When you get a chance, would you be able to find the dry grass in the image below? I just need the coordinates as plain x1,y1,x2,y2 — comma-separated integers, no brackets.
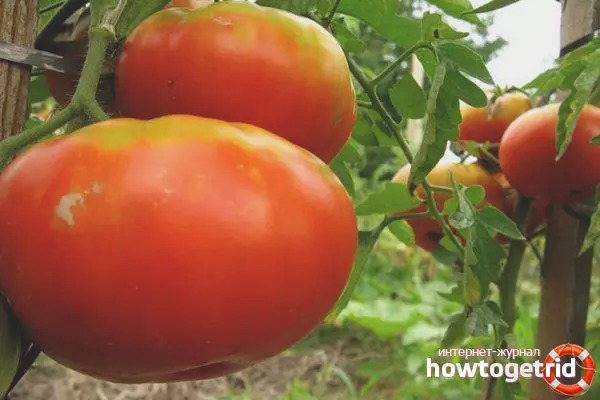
9,329,393,400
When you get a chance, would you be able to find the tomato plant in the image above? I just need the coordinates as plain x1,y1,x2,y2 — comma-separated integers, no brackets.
114,1,357,163
391,162,506,251
0,115,357,383
499,104,600,204
458,91,531,144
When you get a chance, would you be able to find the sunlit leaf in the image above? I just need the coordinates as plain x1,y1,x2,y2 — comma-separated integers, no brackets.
438,42,494,85
390,74,427,119
355,183,419,216
462,0,521,15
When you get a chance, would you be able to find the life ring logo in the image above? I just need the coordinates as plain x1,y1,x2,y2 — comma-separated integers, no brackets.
543,344,596,396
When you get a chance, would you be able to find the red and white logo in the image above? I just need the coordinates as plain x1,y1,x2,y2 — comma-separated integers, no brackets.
543,344,596,396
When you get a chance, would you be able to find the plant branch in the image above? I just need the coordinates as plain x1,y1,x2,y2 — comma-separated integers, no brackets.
322,0,342,28
371,41,431,88
383,211,431,227
346,53,464,254
485,195,532,400
357,100,374,109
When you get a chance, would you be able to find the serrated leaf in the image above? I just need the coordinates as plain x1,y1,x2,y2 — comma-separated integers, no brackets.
409,61,451,186
355,182,419,216
421,12,469,41
424,0,484,26
388,220,415,246
443,68,488,107
580,203,600,254
449,181,477,230
478,205,525,240
352,115,378,146
329,159,355,197
338,0,421,49
462,0,521,15
332,18,367,53
556,53,600,160
431,245,460,265
438,284,464,304
466,302,507,337
336,138,362,164
441,313,467,348
466,220,507,283
325,229,382,321
463,264,481,305
0,298,21,398
523,68,563,96
390,74,427,119
438,42,494,85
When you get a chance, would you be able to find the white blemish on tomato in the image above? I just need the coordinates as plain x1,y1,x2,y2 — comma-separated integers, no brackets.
54,181,104,226
55,193,85,226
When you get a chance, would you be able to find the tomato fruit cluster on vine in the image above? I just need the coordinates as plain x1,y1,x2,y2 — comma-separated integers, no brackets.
394,90,600,253
0,1,358,384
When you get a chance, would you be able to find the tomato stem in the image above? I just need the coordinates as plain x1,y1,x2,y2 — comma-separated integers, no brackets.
370,41,432,88
484,195,532,400
346,51,465,254
322,0,342,28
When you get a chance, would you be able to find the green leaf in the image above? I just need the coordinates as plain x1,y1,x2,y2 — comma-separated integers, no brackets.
431,245,460,265
409,61,453,186
580,203,600,254
390,74,427,119
438,42,495,85
443,68,488,107
465,185,485,206
325,229,384,322
352,114,378,146
556,52,600,160
0,298,21,398
449,181,477,231
467,220,507,283
421,12,469,41
478,205,525,240
424,0,484,26
329,159,355,197
441,313,467,348
337,0,421,49
355,182,418,216
332,18,367,53
592,134,600,146
90,0,170,39
466,301,507,337
463,264,481,305
523,68,564,96
336,138,362,164
388,220,416,246
463,0,521,15
438,284,465,304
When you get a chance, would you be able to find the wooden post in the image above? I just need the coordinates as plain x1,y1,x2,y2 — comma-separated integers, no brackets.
529,1,598,399
0,0,38,139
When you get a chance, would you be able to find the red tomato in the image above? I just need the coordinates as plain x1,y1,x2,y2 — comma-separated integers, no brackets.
392,162,505,251
114,2,357,163
459,91,531,144
0,115,357,383
499,104,600,204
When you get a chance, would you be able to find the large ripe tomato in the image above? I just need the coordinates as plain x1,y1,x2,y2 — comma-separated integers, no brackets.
459,91,531,144
0,115,357,383
43,0,209,108
114,2,357,163
392,162,505,251
499,104,600,204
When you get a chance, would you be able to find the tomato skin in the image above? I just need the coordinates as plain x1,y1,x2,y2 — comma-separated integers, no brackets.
459,92,531,144
499,104,600,204
114,2,357,163
392,162,505,251
0,115,357,383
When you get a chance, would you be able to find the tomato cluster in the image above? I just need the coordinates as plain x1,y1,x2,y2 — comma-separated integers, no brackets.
395,88,600,254
0,2,357,384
